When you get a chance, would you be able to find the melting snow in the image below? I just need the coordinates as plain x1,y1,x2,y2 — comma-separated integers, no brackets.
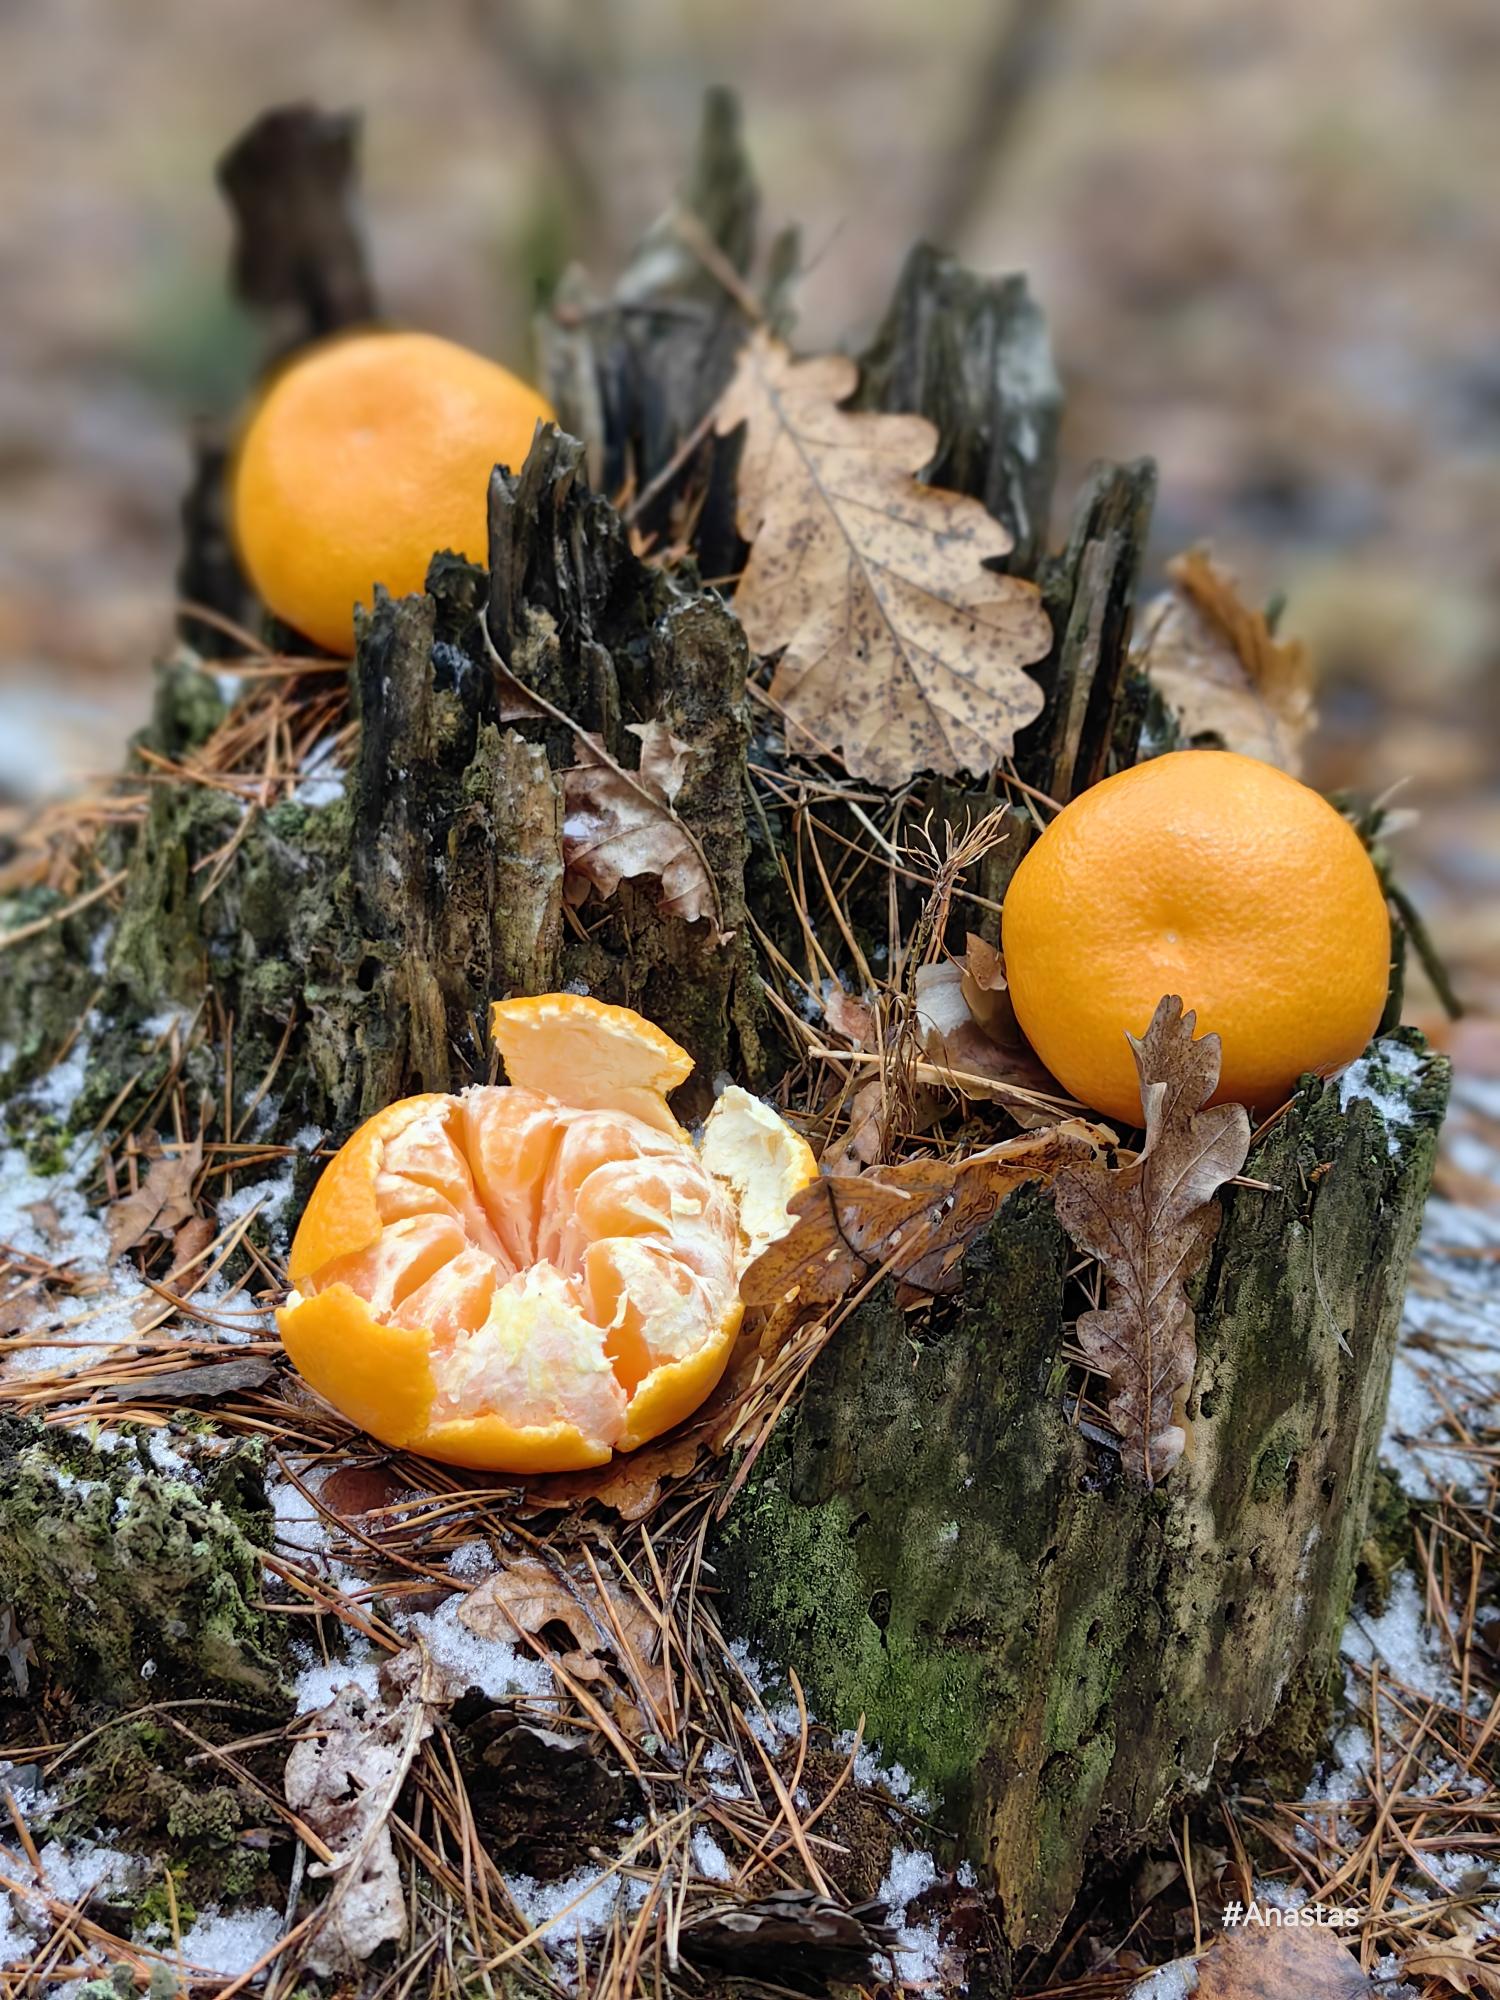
293,736,346,810
1342,1571,1458,1707
291,1644,384,1714
877,1846,944,1983
691,1831,733,1883
175,1903,283,1976
1130,1960,1199,1999
396,1587,555,1702
217,1163,296,1250
1338,1040,1425,1152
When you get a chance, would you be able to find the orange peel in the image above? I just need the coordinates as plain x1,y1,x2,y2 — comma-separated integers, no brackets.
277,994,816,1471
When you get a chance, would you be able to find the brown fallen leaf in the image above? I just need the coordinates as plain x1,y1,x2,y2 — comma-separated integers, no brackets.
1052,996,1251,1487
714,328,1052,787
1405,1929,1500,1996
166,1213,216,1280
915,955,1069,1130
285,1651,440,1976
460,1554,668,1719
562,720,715,926
684,1888,900,1985
93,1354,278,1403
106,1137,203,1257
519,1432,700,1521
741,1119,1109,1309
1139,548,1316,775
1168,1922,1371,1998
822,979,875,1049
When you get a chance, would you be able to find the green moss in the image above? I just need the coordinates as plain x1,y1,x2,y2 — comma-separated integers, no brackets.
1231,1658,1337,1798
720,1041,1449,1951
0,1418,286,1710
134,1863,198,1939
1252,1425,1302,1504
1358,1465,1416,1615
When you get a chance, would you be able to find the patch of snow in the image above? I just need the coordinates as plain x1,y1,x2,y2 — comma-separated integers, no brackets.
1130,1960,1199,2000
291,1644,383,1714
1342,1571,1458,1707
175,1904,283,1977
21,1017,97,1122
1338,1040,1425,1152
293,736,346,810
139,1005,193,1042
446,1538,496,1580
397,1588,555,1702
292,1124,325,1153
505,1863,622,1946
877,1846,943,1983
27,1837,145,1907
691,1832,732,1883
146,1431,190,1478
217,1164,295,1250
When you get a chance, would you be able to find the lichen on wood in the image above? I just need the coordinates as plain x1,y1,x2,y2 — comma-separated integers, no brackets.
0,1416,284,1710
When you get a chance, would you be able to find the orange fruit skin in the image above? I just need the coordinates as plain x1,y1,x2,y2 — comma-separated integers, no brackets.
1001,750,1391,1125
231,331,555,656
277,996,814,1473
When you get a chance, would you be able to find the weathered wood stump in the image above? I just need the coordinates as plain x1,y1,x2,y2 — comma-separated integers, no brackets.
720,1040,1447,1954
0,95,1449,1990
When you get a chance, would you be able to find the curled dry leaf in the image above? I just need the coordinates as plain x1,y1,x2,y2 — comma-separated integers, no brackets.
821,979,875,1049
562,720,715,927
1154,1922,1372,1998
284,1650,440,1976
684,1887,900,1984
106,1137,202,1257
1139,548,1316,774
519,1432,700,1521
714,327,1052,787
741,1119,1109,1310
1404,1929,1500,1996
915,950,1069,1130
1052,996,1251,1488
459,1554,668,1721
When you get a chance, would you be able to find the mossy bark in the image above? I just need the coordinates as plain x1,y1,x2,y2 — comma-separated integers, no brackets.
719,1035,1449,1961
0,1417,284,1711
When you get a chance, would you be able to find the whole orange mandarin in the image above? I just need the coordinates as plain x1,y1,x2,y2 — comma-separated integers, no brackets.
1001,750,1391,1124
231,330,554,655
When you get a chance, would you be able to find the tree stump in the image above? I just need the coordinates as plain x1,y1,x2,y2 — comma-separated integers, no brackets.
0,95,1449,1990
719,1040,1447,1955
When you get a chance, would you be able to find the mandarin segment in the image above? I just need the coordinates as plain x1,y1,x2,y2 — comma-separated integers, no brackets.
277,996,816,1471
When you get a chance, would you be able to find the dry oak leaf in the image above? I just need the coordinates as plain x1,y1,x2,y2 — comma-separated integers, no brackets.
519,1432,700,1521
1052,996,1251,1488
106,1136,202,1257
284,1652,440,1976
1181,1922,1371,1998
1139,547,1316,775
562,720,715,926
741,1118,1109,1310
714,328,1052,787
915,954,1071,1130
459,1555,669,1718
1405,1930,1500,1996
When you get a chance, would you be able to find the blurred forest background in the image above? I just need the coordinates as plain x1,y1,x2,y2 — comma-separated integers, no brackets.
0,0,1495,1030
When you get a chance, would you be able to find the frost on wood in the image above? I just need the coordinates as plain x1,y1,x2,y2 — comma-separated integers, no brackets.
721,1031,1448,1952
0,1416,283,1708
